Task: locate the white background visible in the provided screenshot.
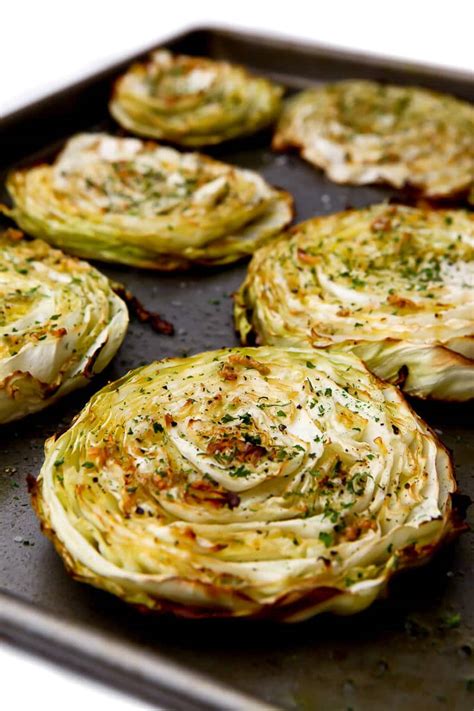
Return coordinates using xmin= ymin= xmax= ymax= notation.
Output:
xmin=1 ymin=1 xmax=473 ymax=709
xmin=2 ymin=0 xmax=474 ymax=117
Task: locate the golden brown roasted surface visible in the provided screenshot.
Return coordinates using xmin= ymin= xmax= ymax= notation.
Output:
xmin=273 ymin=81 xmax=474 ymax=199
xmin=32 ymin=347 xmax=461 ymax=620
xmin=235 ymin=205 xmax=474 ymax=401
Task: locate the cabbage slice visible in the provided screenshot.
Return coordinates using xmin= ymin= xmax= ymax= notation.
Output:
xmin=31 ymin=346 xmax=461 ymax=620
xmin=5 ymin=133 xmax=293 ymax=269
xmin=235 ymin=204 xmax=474 ymax=400
xmin=110 ymin=50 xmax=283 ymax=146
xmin=0 ymin=229 xmax=128 ymax=423
xmin=273 ymin=81 xmax=474 ymax=199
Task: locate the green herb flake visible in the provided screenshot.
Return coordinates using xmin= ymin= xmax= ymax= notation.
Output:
xmin=229 ymin=465 xmax=252 ymax=478
xmin=318 ymin=531 xmax=334 ymax=548
xmin=244 ymin=433 xmax=262 ymax=446
xmin=440 ymin=612 xmax=461 ymax=629
xmin=239 ymin=412 xmax=252 ymax=425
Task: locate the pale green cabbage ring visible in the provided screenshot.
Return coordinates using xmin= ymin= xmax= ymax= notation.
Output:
xmin=110 ymin=50 xmax=283 ymax=146
xmin=235 ymin=205 xmax=474 ymax=401
xmin=31 ymin=347 xmax=460 ymax=620
xmin=4 ymin=134 xmax=293 ymax=269
xmin=0 ymin=230 xmax=128 ymax=423
xmin=273 ymin=80 xmax=474 ymax=199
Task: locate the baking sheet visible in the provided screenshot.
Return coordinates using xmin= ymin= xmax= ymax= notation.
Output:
xmin=0 ymin=27 xmax=473 ymax=711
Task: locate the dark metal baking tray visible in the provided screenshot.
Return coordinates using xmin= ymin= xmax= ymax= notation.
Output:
xmin=1 ymin=27 xmax=473 ymax=711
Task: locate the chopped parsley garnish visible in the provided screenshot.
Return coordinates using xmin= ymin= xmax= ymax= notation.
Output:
xmin=239 ymin=412 xmax=252 ymax=425
xmin=244 ymin=433 xmax=262 ymax=446
xmin=440 ymin=612 xmax=461 ymax=629
xmin=229 ymin=465 xmax=252 ymax=478
xmin=319 ymin=531 xmax=334 ymax=548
